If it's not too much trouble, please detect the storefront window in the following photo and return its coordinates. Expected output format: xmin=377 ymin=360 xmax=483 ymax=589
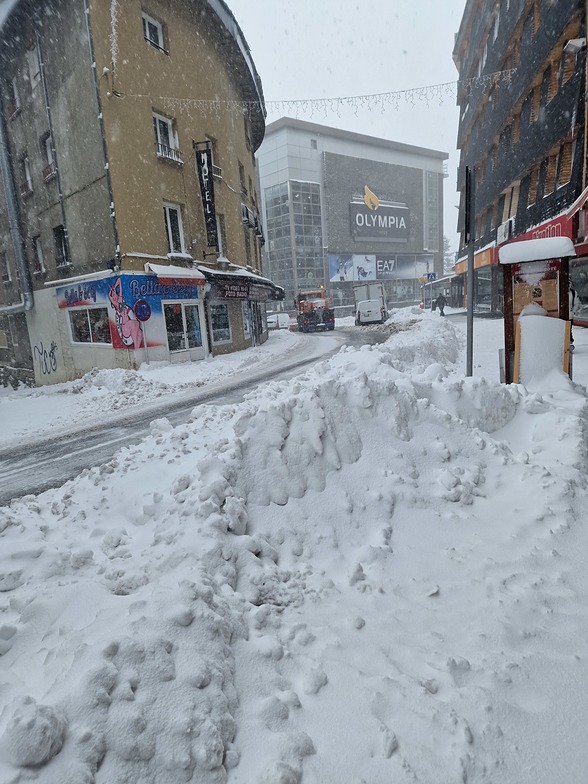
xmin=185 ymin=305 xmax=202 ymax=348
xmin=69 ymin=308 xmax=111 ymax=344
xmin=210 ymin=302 xmax=231 ymax=343
xmin=242 ymin=301 xmax=252 ymax=339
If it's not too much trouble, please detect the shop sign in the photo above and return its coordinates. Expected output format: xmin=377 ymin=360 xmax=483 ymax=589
xmin=349 ymin=186 xmax=409 ymax=242
xmin=212 ymin=281 xmax=274 ymax=301
xmin=249 ymin=283 xmax=272 ymax=301
xmin=214 ymin=281 xmax=250 ymax=299
xmin=517 ymin=214 xmax=572 ymax=243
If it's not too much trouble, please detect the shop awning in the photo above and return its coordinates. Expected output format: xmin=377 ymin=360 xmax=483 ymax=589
xmin=499 ymin=237 xmax=576 ymax=264
xmin=197 ymin=262 xmax=285 ymax=300
xmin=144 ymin=262 xmax=206 ymax=286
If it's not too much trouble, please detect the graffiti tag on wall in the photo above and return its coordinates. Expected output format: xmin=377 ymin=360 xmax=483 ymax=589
xmin=33 ymin=340 xmax=58 ymax=376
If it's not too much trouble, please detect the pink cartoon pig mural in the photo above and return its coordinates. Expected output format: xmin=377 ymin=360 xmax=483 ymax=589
xmin=108 ymin=277 xmax=144 ymax=349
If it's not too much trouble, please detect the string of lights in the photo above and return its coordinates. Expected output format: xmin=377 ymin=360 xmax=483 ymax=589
xmin=113 ymin=69 xmax=517 ymax=117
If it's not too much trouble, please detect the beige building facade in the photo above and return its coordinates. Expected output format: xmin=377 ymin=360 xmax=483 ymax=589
xmin=0 ymin=0 xmax=280 ymax=387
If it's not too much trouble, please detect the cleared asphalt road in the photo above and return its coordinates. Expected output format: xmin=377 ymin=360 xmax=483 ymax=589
xmin=0 ymin=327 xmax=389 ymax=506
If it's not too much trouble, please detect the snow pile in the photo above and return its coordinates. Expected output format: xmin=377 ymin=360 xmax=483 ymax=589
xmin=2 ymin=313 xmax=588 ymax=782
xmin=0 ymin=330 xmax=322 ymax=448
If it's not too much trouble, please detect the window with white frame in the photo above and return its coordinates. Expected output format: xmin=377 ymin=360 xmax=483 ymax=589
xmin=8 ymin=315 xmax=18 ymax=346
xmin=1 ymin=251 xmax=10 ymax=283
xmin=32 ymin=235 xmax=45 ymax=275
xmin=69 ymin=308 xmax=111 ymax=344
xmin=210 ymin=301 xmax=231 ymax=343
xmin=20 ymin=155 xmax=32 ymax=196
xmin=153 ymin=112 xmax=182 ymax=163
xmin=25 ymin=46 xmax=40 ymax=88
xmin=41 ymin=133 xmax=55 ymax=181
xmin=142 ymin=12 xmax=165 ymax=51
xmin=7 ymin=79 xmax=20 ymax=118
xmin=241 ymin=301 xmax=251 ymax=339
xmin=163 ymin=302 xmax=203 ymax=352
xmin=163 ymin=202 xmax=185 ymax=255
xmin=53 ymin=225 xmax=71 ymax=268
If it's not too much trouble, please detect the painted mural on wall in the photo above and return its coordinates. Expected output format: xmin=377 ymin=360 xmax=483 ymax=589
xmin=329 ymin=254 xmax=435 ymax=283
xmin=56 ymin=273 xmax=202 ymax=350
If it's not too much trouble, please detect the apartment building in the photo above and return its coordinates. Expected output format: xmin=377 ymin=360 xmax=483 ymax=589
xmin=454 ymin=0 xmax=588 ymax=316
xmin=0 ymin=0 xmax=281 ymax=386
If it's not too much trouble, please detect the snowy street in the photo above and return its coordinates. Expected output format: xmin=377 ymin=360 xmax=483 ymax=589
xmin=1 ymin=308 xmax=588 ymax=783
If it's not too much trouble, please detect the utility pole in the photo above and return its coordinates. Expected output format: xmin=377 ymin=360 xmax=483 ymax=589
xmin=464 ymin=166 xmax=475 ymax=377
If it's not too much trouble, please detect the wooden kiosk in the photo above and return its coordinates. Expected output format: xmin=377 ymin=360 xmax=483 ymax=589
xmin=499 ymin=236 xmax=575 ymax=384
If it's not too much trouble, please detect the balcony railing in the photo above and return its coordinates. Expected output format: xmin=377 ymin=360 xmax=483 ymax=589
xmin=6 ymin=100 xmax=20 ymax=119
xmin=155 ymin=142 xmax=183 ymax=164
xmin=42 ymin=162 xmax=56 ymax=182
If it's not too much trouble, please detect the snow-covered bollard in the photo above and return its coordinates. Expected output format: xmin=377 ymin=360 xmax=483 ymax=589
xmin=1 ymin=697 xmax=67 ymax=767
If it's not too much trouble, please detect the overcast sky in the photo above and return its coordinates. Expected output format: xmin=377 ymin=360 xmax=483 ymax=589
xmin=228 ymin=0 xmax=467 ymax=250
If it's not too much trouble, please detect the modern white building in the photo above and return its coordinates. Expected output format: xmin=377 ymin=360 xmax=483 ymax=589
xmin=256 ymin=117 xmax=448 ymax=309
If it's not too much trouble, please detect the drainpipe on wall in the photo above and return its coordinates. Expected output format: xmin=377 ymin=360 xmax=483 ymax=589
xmin=0 ymin=94 xmax=34 ymax=316
xmin=36 ymin=30 xmax=70 ymax=261
xmin=83 ymin=0 xmax=120 ymax=259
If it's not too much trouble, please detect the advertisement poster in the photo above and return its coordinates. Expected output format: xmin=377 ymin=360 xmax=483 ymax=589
xmin=329 ymin=255 xmax=376 ymax=282
xmin=329 ymin=254 xmax=434 ymax=283
xmin=56 ymin=274 xmax=201 ymax=350
xmin=511 ymin=260 xmax=560 ymax=321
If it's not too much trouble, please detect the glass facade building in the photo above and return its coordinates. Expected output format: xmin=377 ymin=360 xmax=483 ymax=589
xmin=257 ymin=118 xmax=448 ymax=309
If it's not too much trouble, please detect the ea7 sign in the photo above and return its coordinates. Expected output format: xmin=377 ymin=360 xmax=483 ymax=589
xmin=350 ymin=186 xmax=409 ymax=242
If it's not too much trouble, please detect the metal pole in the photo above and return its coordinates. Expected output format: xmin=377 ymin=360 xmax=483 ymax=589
xmin=465 ymin=166 xmax=475 ymax=377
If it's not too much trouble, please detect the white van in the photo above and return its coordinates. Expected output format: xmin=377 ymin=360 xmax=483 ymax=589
xmin=355 ymin=299 xmax=387 ymax=326
xmin=267 ymin=313 xmax=290 ymax=330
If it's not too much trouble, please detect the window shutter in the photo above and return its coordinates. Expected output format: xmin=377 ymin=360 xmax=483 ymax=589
xmin=548 ymin=62 xmax=559 ymax=102
xmin=533 ymin=0 xmax=540 ymax=34
xmin=513 ymin=114 xmax=520 ymax=144
xmin=559 ymin=141 xmax=573 ymax=184
xmin=545 ymin=154 xmax=557 ymax=194
xmin=531 ymin=85 xmax=541 ymax=122
xmin=528 ymin=167 xmax=539 ymax=205
xmin=562 ymin=52 xmax=575 ymax=84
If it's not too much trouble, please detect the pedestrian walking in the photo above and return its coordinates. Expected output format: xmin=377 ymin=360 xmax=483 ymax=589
xmin=435 ymin=293 xmax=447 ymax=316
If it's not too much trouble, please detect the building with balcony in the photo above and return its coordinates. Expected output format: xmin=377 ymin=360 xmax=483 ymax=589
xmin=454 ymin=0 xmax=588 ymax=315
xmin=0 ymin=0 xmax=281 ymax=387
xmin=256 ymin=117 xmax=448 ymax=311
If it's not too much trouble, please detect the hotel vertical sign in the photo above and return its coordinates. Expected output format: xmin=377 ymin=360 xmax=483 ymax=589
xmin=195 ymin=143 xmax=219 ymax=251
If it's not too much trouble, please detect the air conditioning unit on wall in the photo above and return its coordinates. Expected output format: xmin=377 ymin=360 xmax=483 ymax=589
xmin=497 ymin=216 xmax=515 ymax=245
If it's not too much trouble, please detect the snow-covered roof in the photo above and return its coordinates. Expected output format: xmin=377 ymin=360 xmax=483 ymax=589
xmin=499 ymin=236 xmax=576 ymax=264
xmin=144 ymin=263 xmax=206 ymax=283
xmin=0 ymin=0 xmax=18 ymax=30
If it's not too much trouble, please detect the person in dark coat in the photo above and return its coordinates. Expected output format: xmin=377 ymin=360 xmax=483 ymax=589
xmin=435 ymin=293 xmax=447 ymax=316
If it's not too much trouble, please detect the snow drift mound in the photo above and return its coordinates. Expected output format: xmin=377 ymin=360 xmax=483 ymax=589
xmin=1 ymin=316 xmax=587 ymax=783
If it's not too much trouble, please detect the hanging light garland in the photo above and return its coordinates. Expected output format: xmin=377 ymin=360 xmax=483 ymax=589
xmin=118 ymin=69 xmax=516 ymax=117
xmin=109 ymin=0 xmax=120 ymax=70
